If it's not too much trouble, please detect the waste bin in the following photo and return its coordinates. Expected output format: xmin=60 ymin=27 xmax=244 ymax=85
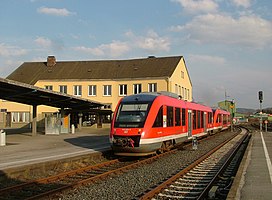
xmin=0 ymin=130 xmax=6 ymax=146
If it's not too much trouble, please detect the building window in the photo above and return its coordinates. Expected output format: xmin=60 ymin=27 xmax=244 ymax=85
xmin=181 ymin=71 xmax=184 ymax=79
xmin=103 ymin=85 xmax=112 ymax=96
xmin=45 ymin=85 xmax=53 ymax=90
xmin=148 ymin=83 xmax=157 ymax=92
xmin=74 ymin=85 xmax=82 ymax=96
xmin=119 ymin=84 xmax=127 ymax=96
xmin=59 ymin=85 xmax=67 ymax=94
xmin=88 ymin=85 xmax=97 ymax=96
xmin=12 ymin=112 xmax=30 ymax=123
xmin=133 ymin=84 xmax=142 ymax=94
xmin=175 ymin=84 xmax=178 ymax=94
xmin=182 ymin=87 xmax=184 ymax=99
xmin=178 ymin=86 xmax=181 ymax=96
xmin=188 ymin=89 xmax=190 ymax=100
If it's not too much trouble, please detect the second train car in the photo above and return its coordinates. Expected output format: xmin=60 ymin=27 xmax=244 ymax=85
xmin=110 ymin=92 xmax=230 ymax=156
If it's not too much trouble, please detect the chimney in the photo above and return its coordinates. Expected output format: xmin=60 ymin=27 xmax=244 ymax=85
xmin=47 ymin=56 xmax=56 ymax=67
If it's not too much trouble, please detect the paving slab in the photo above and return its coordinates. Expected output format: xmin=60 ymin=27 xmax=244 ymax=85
xmin=0 ymin=128 xmax=111 ymax=170
xmin=228 ymin=131 xmax=272 ymax=200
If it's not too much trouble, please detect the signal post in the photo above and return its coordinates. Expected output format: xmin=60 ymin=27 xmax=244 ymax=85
xmin=258 ymin=91 xmax=263 ymax=132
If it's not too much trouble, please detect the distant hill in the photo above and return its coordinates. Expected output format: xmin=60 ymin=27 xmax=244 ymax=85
xmin=236 ymin=108 xmax=256 ymax=114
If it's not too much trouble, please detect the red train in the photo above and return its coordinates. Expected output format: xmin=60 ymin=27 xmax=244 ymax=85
xmin=110 ymin=92 xmax=231 ymax=156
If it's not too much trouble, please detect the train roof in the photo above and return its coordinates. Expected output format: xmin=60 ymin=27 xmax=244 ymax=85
xmin=212 ymin=108 xmax=230 ymax=114
xmin=186 ymin=101 xmax=213 ymax=112
xmin=121 ymin=93 xmax=159 ymax=103
xmin=121 ymin=91 xmax=180 ymax=103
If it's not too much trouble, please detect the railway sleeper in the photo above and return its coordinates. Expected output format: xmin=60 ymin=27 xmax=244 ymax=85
xmin=169 ymin=184 xmax=206 ymax=191
xmin=178 ymin=177 xmax=211 ymax=183
xmin=164 ymin=188 xmax=201 ymax=196
xmin=173 ymin=182 xmax=208 ymax=188
xmin=185 ymin=172 xmax=216 ymax=178
xmin=157 ymin=193 xmax=188 ymax=199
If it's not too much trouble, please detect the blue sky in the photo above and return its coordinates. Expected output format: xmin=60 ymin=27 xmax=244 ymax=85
xmin=0 ymin=0 xmax=272 ymax=109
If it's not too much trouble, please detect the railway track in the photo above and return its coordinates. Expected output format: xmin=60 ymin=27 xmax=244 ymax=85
xmin=0 ymin=149 xmax=175 ymax=200
xmin=139 ymin=127 xmax=250 ymax=200
xmin=0 ymin=129 xmax=243 ymax=200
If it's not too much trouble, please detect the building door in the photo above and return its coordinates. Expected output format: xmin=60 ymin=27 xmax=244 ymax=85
xmin=6 ymin=112 xmax=11 ymax=127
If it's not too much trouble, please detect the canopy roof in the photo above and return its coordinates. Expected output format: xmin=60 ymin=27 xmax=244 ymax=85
xmin=0 ymin=78 xmax=103 ymax=111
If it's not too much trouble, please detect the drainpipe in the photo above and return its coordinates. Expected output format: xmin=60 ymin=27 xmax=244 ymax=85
xmin=166 ymin=77 xmax=170 ymax=92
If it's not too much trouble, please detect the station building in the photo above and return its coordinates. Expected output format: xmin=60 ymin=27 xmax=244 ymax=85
xmin=0 ymin=55 xmax=192 ymax=130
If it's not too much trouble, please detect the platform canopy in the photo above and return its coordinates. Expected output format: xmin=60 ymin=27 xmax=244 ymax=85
xmin=0 ymin=77 xmax=104 ymax=110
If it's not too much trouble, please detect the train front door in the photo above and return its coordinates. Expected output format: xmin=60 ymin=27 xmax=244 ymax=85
xmin=188 ymin=110 xmax=192 ymax=138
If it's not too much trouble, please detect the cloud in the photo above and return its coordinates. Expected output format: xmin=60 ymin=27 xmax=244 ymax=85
xmin=37 ymin=7 xmax=75 ymax=16
xmin=126 ymin=30 xmax=171 ymax=52
xmin=74 ymin=41 xmax=130 ymax=57
xmin=170 ymin=13 xmax=272 ymax=48
xmin=0 ymin=43 xmax=27 ymax=57
xmin=172 ymin=0 xmax=218 ymax=14
xmin=74 ymin=30 xmax=170 ymax=57
xmin=34 ymin=37 xmax=52 ymax=48
xmin=34 ymin=36 xmax=64 ymax=52
xmin=188 ymin=54 xmax=226 ymax=66
xmin=74 ymin=46 xmax=104 ymax=56
xmin=231 ymin=0 xmax=252 ymax=8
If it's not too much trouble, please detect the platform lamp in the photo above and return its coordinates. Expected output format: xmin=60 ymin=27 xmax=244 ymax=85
xmin=258 ymin=91 xmax=263 ymax=132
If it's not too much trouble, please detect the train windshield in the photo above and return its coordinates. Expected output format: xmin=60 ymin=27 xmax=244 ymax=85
xmin=114 ymin=102 xmax=150 ymax=128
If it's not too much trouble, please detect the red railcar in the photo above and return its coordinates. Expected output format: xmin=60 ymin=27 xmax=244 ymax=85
xmin=110 ymin=92 xmax=230 ymax=156
xmin=212 ymin=108 xmax=231 ymax=132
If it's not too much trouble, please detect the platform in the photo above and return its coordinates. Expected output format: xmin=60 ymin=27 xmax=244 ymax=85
xmin=228 ymin=130 xmax=272 ymax=199
xmin=0 ymin=127 xmax=111 ymax=171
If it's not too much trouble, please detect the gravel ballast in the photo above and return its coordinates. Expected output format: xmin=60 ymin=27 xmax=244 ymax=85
xmin=59 ymin=130 xmax=239 ymax=200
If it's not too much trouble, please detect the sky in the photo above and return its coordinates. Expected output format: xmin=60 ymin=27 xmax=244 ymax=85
xmin=0 ymin=0 xmax=272 ymax=109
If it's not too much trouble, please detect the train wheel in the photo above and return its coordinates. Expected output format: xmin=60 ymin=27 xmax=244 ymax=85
xmin=157 ymin=140 xmax=173 ymax=154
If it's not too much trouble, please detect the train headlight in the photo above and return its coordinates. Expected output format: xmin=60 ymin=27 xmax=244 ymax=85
xmin=141 ymin=131 xmax=145 ymax=136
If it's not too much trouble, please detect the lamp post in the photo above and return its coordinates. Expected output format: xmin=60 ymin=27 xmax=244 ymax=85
xmin=258 ymin=91 xmax=263 ymax=132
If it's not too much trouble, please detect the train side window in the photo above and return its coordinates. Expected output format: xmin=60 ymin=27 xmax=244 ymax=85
xmin=197 ymin=111 xmax=201 ymax=129
xmin=208 ymin=112 xmax=212 ymax=124
xmin=201 ymin=111 xmax=204 ymax=128
xmin=167 ymin=106 xmax=174 ymax=127
xmin=193 ymin=110 xmax=197 ymax=130
xmin=175 ymin=107 xmax=181 ymax=126
xmin=219 ymin=114 xmax=222 ymax=123
xmin=223 ymin=114 xmax=227 ymax=124
xmin=182 ymin=108 xmax=186 ymax=126
xmin=152 ymin=106 xmax=163 ymax=127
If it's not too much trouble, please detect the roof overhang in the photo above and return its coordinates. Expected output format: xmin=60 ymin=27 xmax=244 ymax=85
xmin=0 ymin=78 xmax=104 ymax=111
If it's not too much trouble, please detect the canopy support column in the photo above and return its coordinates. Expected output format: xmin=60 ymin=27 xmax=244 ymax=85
xmin=32 ymin=105 xmax=37 ymax=136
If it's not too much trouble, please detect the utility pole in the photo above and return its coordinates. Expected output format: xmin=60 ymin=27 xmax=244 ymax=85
xmin=258 ymin=91 xmax=263 ymax=132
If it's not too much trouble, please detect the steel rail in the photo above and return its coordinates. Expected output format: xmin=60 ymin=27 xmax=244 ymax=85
xmin=0 ymin=148 xmax=175 ymax=200
xmin=197 ymin=128 xmax=249 ymax=199
xmin=139 ymin=129 xmax=244 ymax=200
xmin=0 ymin=158 xmax=120 ymax=195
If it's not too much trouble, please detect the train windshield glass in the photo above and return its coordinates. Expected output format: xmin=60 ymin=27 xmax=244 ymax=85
xmin=114 ymin=103 xmax=150 ymax=128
